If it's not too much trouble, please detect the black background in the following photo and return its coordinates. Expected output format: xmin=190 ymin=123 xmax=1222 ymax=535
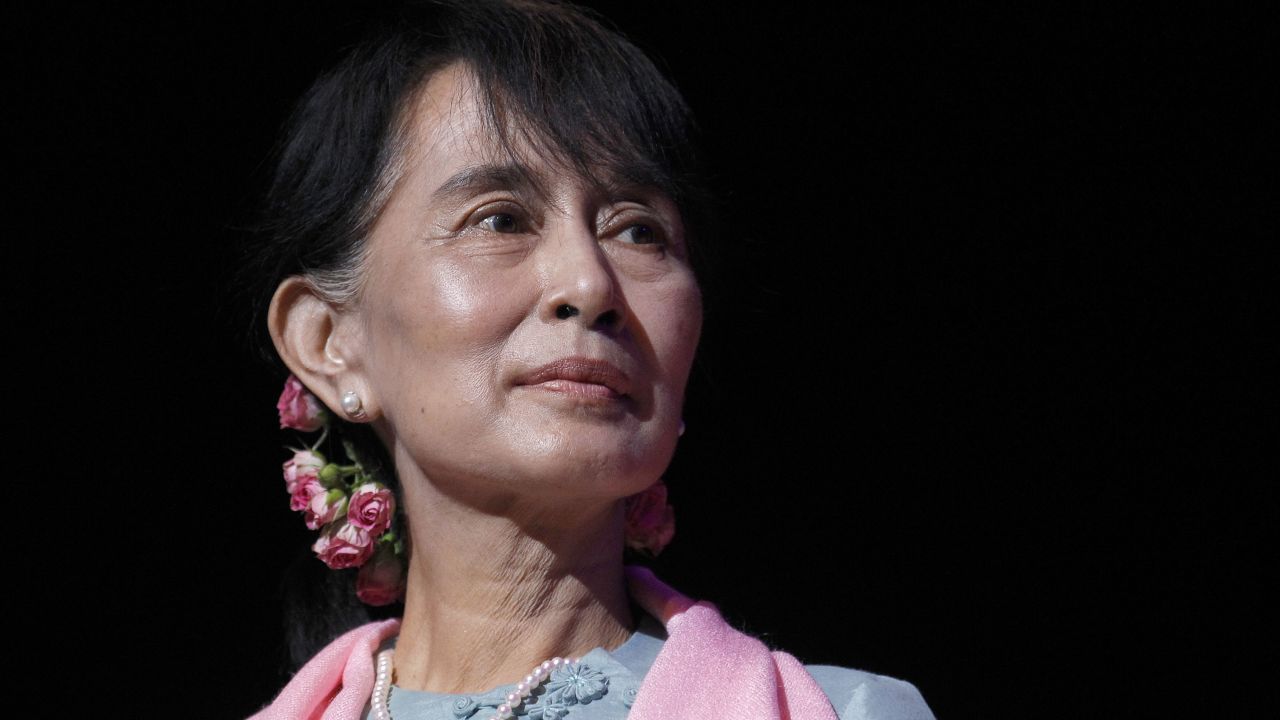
xmin=14 ymin=3 xmax=1273 ymax=718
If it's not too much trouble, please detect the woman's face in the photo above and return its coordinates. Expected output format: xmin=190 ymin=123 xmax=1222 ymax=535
xmin=349 ymin=63 xmax=702 ymax=504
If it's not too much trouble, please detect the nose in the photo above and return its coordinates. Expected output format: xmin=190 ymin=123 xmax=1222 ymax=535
xmin=540 ymin=222 xmax=627 ymax=334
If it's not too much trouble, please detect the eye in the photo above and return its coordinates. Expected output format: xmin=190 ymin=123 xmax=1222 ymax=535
xmin=477 ymin=213 xmax=521 ymax=233
xmin=618 ymin=223 xmax=662 ymax=245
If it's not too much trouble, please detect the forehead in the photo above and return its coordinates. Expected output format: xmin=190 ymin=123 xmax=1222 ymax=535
xmin=396 ymin=63 xmax=500 ymax=183
xmin=394 ymin=62 xmax=661 ymax=201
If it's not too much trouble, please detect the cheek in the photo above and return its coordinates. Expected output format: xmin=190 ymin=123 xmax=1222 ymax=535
xmin=370 ymin=255 xmax=530 ymax=411
xmin=650 ymin=280 xmax=704 ymax=380
xmin=394 ymin=258 xmax=502 ymax=335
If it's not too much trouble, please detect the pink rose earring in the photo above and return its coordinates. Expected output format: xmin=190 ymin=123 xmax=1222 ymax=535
xmin=341 ymin=390 xmax=367 ymax=420
xmin=276 ymin=374 xmax=405 ymax=606
xmin=624 ymin=479 xmax=676 ymax=557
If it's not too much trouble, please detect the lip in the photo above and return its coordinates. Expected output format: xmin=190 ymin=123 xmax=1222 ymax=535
xmin=515 ymin=357 xmax=632 ymax=400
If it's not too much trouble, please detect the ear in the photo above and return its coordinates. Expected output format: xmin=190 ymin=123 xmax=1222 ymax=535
xmin=267 ymin=276 xmax=380 ymax=422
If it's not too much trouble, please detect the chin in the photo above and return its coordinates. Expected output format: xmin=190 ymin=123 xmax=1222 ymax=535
xmin=502 ymin=432 xmax=675 ymax=499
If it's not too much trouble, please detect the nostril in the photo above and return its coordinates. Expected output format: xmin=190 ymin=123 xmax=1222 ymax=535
xmin=596 ymin=309 xmax=620 ymax=328
xmin=556 ymin=304 xmax=580 ymax=320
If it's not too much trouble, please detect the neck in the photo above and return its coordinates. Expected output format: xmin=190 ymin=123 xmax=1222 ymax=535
xmin=391 ymin=470 xmax=636 ymax=694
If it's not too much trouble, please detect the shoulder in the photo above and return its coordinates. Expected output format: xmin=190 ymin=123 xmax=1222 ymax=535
xmin=249 ymin=619 xmax=401 ymax=720
xmin=803 ymin=664 xmax=936 ymax=720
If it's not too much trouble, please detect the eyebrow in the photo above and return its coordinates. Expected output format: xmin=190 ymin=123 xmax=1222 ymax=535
xmin=429 ymin=160 xmax=674 ymax=211
xmin=429 ymin=162 xmax=542 ymax=204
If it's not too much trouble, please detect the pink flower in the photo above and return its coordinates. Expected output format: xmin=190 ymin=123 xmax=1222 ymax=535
xmin=624 ymin=480 xmax=676 ymax=557
xmin=277 ymin=374 xmax=327 ymax=432
xmin=312 ymin=522 xmax=374 ymax=569
xmin=290 ymin=477 xmax=324 ymax=512
xmin=357 ymin=544 xmax=406 ymax=606
xmin=305 ymin=489 xmax=348 ymax=531
xmin=347 ymin=483 xmax=395 ymax=535
xmin=283 ymin=450 xmax=325 ymax=495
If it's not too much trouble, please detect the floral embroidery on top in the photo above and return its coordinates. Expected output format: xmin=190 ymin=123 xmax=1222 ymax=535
xmin=620 ymin=686 xmax=638 ymax=708
xmin=449 ymin=686 xmax=516 ymax=718
xmin=450 ymin=696 xmax=480 ymax=718
xmin=440 ymin=661 xmax=610 ymax=719
xmin=524 ymin=699 xmax=570 ymax=720
xmin=504 ymin=661 xmax=608 ymax=718
xmin=543 ymin=663 xmax=609 ymax=705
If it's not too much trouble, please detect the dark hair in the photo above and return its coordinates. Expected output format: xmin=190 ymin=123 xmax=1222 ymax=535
xmin=234 ymin=0 xmax=712 ymax=671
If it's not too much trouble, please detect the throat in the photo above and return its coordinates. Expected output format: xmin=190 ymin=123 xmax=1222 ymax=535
xmin=390 ymin=563 xmax=635 ymax=694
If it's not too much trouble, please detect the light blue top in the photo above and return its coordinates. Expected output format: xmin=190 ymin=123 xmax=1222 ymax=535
xmin=362 ymin=612 xmax=935 ymax=720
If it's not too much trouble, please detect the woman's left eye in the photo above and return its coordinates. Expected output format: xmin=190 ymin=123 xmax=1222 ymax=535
xmin=618 ymin=223 xmax=662 ymax=245
xmin=477 ymin=213 xmax=521 ymax=233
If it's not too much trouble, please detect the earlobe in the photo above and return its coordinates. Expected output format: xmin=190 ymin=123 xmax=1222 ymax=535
xmin=268 ymin=277 xmax=377 ymax=422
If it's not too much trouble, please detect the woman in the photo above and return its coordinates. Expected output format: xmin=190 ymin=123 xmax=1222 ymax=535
xmin=245 ymin=2 xmax=934 ymax=719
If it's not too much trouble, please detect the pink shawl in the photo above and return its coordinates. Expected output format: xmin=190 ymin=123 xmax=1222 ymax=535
xmin=250 ymin=565 xmax=838 ymax=720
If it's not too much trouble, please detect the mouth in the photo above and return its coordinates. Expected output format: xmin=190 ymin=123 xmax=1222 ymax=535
xmin=515 ymin=357 xmax=632 ymax=401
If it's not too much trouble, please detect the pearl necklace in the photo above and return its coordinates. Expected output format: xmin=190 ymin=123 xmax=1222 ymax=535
xmin=372 ymin=649 xmax=582 ymax=720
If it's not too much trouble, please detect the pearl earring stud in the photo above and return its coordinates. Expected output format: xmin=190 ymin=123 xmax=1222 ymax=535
xmin=341 ymin=391 xmax=366 ymax=419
